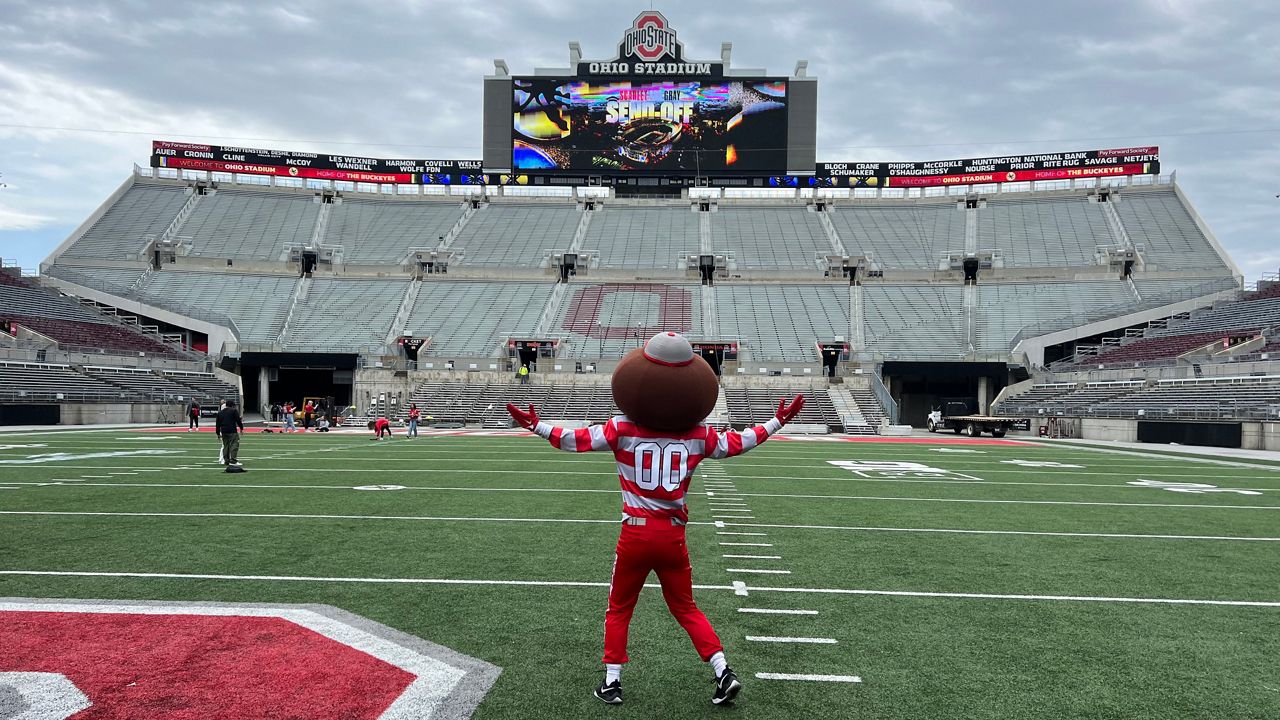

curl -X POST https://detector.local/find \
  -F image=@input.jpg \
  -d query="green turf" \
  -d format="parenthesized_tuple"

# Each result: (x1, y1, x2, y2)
(2, 429, 1279, 719)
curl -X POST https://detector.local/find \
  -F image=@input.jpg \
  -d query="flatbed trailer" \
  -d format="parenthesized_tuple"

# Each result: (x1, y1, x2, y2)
(927, 402, 1018, 437)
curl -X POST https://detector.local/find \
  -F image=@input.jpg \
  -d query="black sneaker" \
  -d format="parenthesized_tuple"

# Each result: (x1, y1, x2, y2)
(594, 679, 622, 705)
(712, 668, 741, 705)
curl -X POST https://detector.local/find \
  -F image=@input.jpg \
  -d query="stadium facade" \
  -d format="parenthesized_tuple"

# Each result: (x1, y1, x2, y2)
(8, 12, 1280, 446)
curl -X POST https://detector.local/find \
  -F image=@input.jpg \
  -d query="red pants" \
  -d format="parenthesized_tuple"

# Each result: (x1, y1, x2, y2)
(603, 521, 722, 664)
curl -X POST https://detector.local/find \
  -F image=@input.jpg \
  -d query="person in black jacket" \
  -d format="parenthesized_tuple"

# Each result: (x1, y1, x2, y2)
(215, 400, 245, 469)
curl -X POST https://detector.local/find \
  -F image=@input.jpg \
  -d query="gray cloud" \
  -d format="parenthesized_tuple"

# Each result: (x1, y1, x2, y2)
(0, 0, 1277, 275)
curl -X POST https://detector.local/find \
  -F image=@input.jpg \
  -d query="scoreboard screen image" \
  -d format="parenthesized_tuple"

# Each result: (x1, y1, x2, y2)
(512, 78, 788, 174)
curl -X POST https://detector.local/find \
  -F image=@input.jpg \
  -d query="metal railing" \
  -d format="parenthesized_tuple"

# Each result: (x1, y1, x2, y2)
(1011, 276, 1241, 350)
(43, 266, 242, 341)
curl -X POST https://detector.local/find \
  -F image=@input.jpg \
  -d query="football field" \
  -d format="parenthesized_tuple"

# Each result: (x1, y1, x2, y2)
(2, 428, 1279, 719)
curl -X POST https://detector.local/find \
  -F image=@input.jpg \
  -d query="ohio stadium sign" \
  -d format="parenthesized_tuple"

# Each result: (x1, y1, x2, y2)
(579, 11, 720, 77)
(816, 146, 1161, 188)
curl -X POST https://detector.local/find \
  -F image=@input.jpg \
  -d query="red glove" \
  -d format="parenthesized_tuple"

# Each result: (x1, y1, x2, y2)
(506, 403, 540, 430)
(775, 394, 805, 425)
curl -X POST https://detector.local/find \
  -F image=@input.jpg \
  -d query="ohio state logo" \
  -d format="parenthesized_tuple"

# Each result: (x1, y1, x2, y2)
(622, 12, 678, 61)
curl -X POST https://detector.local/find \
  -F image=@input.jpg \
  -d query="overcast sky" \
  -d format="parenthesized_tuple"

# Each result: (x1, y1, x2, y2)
(1, 0, 1277, 276)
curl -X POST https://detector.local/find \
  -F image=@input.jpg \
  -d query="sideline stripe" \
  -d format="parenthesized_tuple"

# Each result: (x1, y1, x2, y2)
(2, 511, 1274, 543)
(756, 673, 861, 683)
(2, 570, 1280, 607)
(738, 608, 817, 615)
(746, 636, 836, 644)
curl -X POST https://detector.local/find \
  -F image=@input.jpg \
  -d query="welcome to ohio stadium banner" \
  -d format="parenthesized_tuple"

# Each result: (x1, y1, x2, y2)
(151, 141, 483, 185)
(815, 147, 1160, 188)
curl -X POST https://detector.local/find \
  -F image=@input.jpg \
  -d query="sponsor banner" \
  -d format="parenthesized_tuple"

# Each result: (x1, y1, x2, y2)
(151, 141, 482, 185)
(816, 147, 1160, 188)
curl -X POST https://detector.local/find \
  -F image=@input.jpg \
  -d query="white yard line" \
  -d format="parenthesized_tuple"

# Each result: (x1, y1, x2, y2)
(722, 555, 782, 560)
(3, 570, 1279, 608)
(755, 673, 860, 683)
(746, 636, 836, 644)
(719, 542, 774, 547)
(3, 511, 1273, 543)
(719, 521, 1280, 542)
(17, 462, 1279, 484)
(713, 515, 755, 519)
(724, 492, 1280, 511)
(738, 608, 817, 615)
(12, 477, 1276, 510)
(728, 568, 791, 574)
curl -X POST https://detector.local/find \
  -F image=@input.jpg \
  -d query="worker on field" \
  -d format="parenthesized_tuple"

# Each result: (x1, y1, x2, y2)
(215, 399, 245, 471)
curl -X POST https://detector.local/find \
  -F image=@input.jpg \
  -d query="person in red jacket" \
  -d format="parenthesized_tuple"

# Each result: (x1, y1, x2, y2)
(368, 417, 392, 440)
(508, 331, 805, 707)
(303, 401, 315, 430)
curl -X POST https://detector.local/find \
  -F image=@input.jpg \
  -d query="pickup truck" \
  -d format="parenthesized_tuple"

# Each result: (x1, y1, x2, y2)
(927, 402, 1019, 438)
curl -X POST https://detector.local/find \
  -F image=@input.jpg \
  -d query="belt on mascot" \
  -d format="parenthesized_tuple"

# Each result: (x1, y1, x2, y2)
(623, 516, 686, 527)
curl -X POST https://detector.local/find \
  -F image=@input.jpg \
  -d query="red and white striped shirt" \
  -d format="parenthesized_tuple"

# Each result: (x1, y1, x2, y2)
(533, 415, 784, 525)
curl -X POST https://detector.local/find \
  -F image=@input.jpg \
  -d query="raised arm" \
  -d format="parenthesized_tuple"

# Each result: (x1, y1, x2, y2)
(706, 394, 805, 460)
(507, 404, 616, 452)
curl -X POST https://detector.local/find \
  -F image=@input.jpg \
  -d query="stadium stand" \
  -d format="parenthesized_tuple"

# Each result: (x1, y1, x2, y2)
(717, 284, 847, 361)
(132, 271, 297, 343)
(1, 274, 187, 358)
(997, 381, 1146, 416)
(560, 283, 700, 358)
(451, 204, 582, 266)
(59, 184, 189, 260)
(405, 281, 553, 356)
(1114, 188, 1229, 271)
(82, 365, 208, 401)
(976, 196, 1111, 267)
(182, 188, 319, 260)
(1089, 376, 1280, 420)
(585, 207, 700, 270)
(710, 207, 830, 269)
(160, 370, 239, 401)
(723, 385, 843, 429)
(829, 202, 964, 269)
(43, 264, 146, 290)
(325, 198, 467, 264)
(0, 361, 138, 402)
(862, 285, 964, 357)
(29, 168, 1256, 437)
(284, 278, 408, 349)
(406, 380, 617, 427)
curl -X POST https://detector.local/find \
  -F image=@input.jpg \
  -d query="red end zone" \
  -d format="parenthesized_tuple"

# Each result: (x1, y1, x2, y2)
(0, 599, 500, 719)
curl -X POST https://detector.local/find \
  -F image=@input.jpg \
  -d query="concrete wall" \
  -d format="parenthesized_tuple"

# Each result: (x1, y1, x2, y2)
(1079, 417, 1138, 443)
(1242, 422, 1280, 451)
(58, 403, 176, 425)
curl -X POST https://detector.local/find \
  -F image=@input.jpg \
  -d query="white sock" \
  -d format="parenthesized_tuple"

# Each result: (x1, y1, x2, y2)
(605, 663, 622, 684)
(710, 651, 728, 678)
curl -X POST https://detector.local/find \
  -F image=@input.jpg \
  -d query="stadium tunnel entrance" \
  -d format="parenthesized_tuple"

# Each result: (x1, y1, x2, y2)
(881, 361, 1010, 427)
(236, 353, 356, 417)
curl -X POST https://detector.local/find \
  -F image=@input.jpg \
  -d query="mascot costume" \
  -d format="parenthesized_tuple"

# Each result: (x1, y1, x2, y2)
(508, 331, 805, 706)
